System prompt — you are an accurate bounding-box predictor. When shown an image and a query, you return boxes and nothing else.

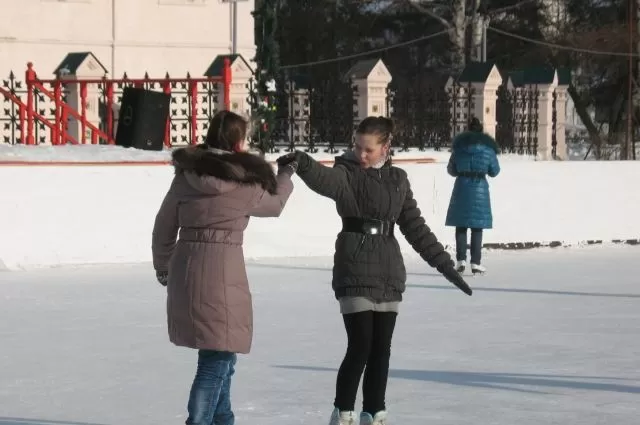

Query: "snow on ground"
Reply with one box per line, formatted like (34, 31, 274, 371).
(0, 144, 535, 163)
(1, 246, 638, 425)
(3, 158, 640, 271)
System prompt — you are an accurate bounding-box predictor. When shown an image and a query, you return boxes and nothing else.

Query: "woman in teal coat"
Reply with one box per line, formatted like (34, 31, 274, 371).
(445, 117, 500, 274)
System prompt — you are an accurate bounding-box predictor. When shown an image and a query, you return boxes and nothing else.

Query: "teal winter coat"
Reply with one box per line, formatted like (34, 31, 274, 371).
(445, 131, 500, 229)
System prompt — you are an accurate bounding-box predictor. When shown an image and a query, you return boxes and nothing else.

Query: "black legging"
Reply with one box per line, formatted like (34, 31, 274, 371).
(334, 311, 397, 414)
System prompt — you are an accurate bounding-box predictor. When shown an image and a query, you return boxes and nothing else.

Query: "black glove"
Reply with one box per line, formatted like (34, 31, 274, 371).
(277, 150, 309, 172)
(438, 264, 473, 296)
(156, 270, 168, 287)
(276, 151, 297, 166)
(276, 153, 298, 176)
(278, 162, 297, 176)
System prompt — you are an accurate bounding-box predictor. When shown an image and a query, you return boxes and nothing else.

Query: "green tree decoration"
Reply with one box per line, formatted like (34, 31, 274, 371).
(250, 0, 281, 153)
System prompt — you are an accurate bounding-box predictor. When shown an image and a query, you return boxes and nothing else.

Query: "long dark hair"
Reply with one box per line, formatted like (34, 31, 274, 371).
(204, 110, 248, 151)
(356, 116, 394, 145)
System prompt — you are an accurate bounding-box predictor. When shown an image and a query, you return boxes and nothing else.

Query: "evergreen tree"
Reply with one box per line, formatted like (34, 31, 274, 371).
(251, 0, 281, 152)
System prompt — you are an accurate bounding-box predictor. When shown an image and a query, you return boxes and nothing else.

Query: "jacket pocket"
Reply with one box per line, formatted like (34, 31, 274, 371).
(352, 234, 366, 261)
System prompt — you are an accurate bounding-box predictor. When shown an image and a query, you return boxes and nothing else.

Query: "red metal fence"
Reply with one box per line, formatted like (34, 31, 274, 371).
(0, 60, 232, 147)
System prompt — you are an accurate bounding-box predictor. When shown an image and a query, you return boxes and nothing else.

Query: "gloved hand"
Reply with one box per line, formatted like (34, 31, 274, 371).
(277, 150, 309, 173)
(276, 153, 298, 176)
(156, 270, 168, 287)
(276, 151, 296, 166)
(438, 264, 472, 296)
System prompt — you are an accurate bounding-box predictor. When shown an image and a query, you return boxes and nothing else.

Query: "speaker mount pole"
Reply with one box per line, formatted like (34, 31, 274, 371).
(232, 0, 237, 54)
(223, 0, 248, 55)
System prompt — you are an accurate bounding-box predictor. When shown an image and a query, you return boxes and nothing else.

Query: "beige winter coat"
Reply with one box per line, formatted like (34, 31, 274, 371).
(152, 145, 293, 353)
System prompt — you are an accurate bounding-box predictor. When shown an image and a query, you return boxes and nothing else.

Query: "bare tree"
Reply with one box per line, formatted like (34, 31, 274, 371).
(469, 0, 484, 62)
(406, 0, 468, 69)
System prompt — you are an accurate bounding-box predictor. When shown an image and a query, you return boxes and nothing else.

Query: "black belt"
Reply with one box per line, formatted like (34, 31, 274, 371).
(459, 171, 486, 178)
(342, 217, 395, 236)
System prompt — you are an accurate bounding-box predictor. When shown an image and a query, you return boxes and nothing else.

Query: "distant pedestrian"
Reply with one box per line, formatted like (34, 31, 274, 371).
(445, 117, 501, 274)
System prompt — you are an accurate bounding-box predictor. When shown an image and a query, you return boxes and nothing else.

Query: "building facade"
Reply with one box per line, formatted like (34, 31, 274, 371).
(0, 0, 256, 79)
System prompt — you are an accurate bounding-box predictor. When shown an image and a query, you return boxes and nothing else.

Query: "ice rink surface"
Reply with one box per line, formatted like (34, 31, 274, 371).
(1, 246, 638, 425)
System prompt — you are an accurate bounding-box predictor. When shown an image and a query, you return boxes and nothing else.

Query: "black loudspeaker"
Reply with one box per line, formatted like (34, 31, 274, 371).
(115, 87, 170, 151)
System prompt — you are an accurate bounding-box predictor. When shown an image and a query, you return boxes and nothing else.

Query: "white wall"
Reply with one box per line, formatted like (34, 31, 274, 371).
(1, 161, 639, 271)
(0, 0, 256, 79)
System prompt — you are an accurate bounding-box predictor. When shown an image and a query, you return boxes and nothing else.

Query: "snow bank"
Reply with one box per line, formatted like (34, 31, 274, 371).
(0, 158, 638, 270)
(0, 144, 535, 164)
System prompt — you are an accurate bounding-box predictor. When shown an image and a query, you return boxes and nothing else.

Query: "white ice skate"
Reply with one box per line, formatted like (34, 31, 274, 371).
(456, 260, 466, 273)
(360, 410, 388, 425)
(471, 263, 486, 275)
(329, 407, 357, 425)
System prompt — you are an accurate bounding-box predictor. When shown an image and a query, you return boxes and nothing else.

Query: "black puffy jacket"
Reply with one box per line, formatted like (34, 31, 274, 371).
(295, 151, 454, 302)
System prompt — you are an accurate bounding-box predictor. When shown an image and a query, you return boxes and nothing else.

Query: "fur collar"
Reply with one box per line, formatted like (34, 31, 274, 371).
(171, 144, 278, 194)
(453, 131, 500, 153)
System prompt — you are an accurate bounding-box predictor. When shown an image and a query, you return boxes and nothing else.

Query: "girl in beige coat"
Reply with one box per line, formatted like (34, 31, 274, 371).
(152, 110, 295, 425)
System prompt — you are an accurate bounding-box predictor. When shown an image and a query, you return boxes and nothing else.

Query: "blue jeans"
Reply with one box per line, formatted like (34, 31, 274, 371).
(186, 350, 237, 425)
(455, 227, 483, 265)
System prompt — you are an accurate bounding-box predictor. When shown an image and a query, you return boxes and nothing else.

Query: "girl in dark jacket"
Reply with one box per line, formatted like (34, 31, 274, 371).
(277, 116, 471, 425)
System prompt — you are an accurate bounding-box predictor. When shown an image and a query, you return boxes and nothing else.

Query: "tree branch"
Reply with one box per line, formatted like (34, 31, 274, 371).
(406, 0, 451, 29)
(567, 84, 605, 159)
(487, 0, 537, 16)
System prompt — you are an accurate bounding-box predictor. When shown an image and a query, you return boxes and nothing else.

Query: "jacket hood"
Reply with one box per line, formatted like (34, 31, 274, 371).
(171, 144, 278, 195)
(452, 131, 500, 153)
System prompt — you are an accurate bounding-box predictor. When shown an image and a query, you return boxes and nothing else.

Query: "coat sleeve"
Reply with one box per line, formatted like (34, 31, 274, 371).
(250, 170, 294, 217)
(152, 176, 180, 272)
(447, 153, 458, 177)
(488, 151, 500, 177)
(296, 154, 349, 200)
(397, 179, 454, 270)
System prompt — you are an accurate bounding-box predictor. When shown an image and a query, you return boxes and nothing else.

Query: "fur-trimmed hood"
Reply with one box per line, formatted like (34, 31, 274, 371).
(452, 131, 500, 153)
(171, 144, 278, 194)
